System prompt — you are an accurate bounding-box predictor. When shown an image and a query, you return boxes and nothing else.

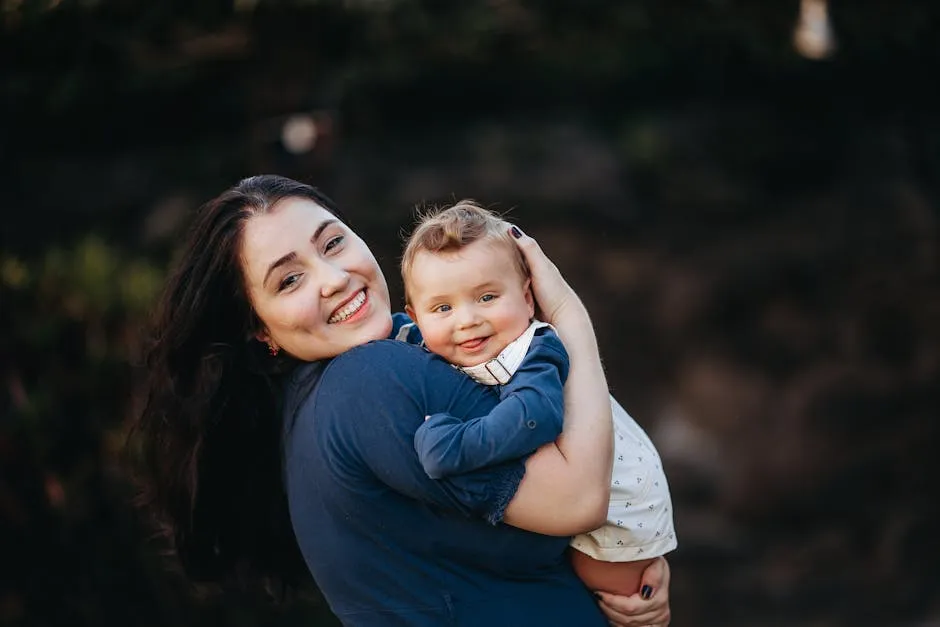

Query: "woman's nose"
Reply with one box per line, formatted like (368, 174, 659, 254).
(320, 262, 350, 298)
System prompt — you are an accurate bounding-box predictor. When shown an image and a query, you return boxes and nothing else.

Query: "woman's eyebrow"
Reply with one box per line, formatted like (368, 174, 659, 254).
(261, 219, 338, 288)
(314, 219, 338, 240)
(262, 252, 297, 289)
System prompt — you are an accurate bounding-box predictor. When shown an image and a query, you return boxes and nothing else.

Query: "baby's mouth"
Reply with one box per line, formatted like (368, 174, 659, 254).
(458, 336, 489, 351)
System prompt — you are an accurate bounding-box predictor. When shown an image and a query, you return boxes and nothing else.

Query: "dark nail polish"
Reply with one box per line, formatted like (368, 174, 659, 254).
(510, 226, 522, 239)
(641, 585, 653, 600)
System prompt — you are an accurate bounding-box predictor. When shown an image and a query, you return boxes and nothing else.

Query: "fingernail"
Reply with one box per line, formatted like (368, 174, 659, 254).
(640, 585, 653, 600)
(510, 225, 522, 239)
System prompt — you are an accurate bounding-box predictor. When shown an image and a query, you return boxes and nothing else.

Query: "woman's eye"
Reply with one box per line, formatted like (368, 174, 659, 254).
(480, 294, 497, 302)
(278, 274, 301, 292)
(324, 235, 345, 253)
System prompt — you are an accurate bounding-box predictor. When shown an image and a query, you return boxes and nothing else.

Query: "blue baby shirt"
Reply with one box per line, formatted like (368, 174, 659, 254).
(414, 327, 569, 479)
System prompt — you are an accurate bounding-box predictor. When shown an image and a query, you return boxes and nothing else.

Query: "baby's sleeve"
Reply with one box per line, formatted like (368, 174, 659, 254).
(414, 332, 568, 479)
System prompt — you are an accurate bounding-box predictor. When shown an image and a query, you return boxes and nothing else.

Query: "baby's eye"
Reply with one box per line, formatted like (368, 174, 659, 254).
(480, 294, 497, 302)
(278, 273, 301, 292)
(324, 235, 345, 253)
(433, 304, 452, 313)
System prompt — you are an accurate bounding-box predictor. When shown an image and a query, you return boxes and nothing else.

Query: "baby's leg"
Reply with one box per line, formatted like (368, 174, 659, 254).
(569, 548, 655, 596)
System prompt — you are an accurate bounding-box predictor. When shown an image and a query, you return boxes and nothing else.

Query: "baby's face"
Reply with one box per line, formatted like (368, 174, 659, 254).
(405, 239, 534, 368)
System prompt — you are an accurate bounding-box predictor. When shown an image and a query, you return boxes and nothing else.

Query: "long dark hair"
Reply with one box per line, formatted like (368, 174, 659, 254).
(127, 175, 345, 596)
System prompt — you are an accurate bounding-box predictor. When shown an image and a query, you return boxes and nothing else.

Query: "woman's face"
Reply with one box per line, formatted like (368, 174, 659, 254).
(241, 197, 392, 362)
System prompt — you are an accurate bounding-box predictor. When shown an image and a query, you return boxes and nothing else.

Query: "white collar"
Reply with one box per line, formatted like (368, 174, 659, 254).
(459, 320, 552, 386)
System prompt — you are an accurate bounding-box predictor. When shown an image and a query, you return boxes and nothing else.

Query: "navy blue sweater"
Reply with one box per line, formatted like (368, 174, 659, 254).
(281, 314, 605, 626)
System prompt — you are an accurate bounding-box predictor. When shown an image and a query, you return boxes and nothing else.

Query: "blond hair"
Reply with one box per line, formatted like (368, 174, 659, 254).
(401, 200, 528, 305)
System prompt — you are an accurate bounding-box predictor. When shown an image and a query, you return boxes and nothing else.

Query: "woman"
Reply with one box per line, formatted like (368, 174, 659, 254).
(129, 175, 672, 626)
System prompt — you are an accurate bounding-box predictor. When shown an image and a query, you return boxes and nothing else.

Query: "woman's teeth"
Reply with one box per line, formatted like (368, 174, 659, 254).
(329, 290, 366, 323)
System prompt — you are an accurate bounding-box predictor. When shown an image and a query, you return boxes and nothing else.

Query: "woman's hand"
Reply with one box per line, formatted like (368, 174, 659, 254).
(507, 224, 578, 325)
(595, 556, 672, 626)
(501, 224, 613, 536)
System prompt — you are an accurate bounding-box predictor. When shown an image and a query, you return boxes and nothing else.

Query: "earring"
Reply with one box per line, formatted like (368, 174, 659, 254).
(268, 343, 280, 357)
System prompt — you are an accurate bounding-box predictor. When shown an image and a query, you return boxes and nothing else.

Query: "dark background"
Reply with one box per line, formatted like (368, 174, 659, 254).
(1, 1, 938, 625)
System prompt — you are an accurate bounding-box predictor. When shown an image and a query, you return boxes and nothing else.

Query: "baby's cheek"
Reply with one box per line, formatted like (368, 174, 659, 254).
(498, 310, 530, 337)
(423, 333, 451, 356)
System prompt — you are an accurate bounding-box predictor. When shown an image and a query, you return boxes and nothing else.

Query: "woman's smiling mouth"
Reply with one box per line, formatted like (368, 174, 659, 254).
(328, 289, 367, 323)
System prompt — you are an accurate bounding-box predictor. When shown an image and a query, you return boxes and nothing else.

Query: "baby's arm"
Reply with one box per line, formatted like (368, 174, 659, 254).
(414, 331, 568, 479)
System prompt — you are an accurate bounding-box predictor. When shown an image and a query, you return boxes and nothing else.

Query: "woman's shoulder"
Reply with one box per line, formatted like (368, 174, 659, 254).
(334, 337, 428, 367)
(284, 342, 434, 441)
(322, 339, 465, 392)
(282, 341, 428, 412)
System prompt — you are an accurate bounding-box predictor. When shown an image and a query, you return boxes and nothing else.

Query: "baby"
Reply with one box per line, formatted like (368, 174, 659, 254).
(400, 200, 678, 596)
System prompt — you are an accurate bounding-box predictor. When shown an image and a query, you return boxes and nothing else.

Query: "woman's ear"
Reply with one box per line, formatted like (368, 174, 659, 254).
(254, 328, 280, 356)
(523, 279, 535, 319)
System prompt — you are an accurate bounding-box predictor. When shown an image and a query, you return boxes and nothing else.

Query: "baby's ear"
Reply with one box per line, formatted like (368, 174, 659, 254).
(523, 279, 535, 319)
(405, 304, 416, 321)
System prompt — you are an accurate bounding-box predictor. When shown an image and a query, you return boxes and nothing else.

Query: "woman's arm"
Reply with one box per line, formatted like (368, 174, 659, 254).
(501, 226, 614, 536)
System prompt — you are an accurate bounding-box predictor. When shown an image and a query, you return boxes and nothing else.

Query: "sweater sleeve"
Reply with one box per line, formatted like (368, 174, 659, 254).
(413, 332, 568, 479)
(294, 339, 527, 524)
